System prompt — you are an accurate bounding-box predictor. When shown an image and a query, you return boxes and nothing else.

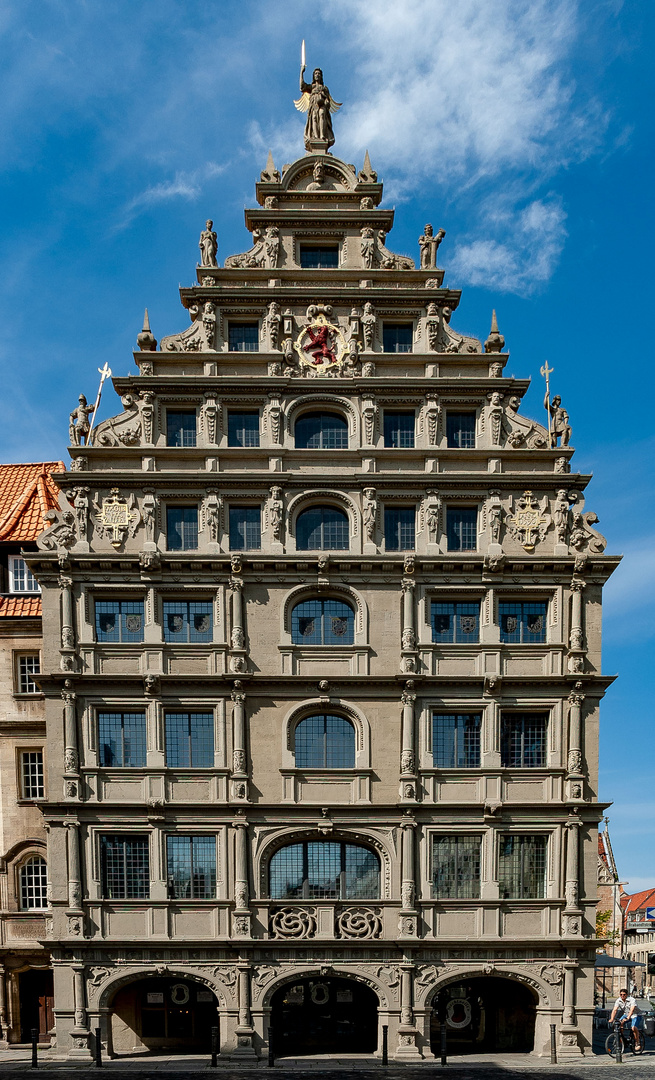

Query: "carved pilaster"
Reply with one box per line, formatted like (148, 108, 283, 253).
(66, 820, 83, 911)
(567, 683, 585, 797)
(229, 576, 247, 674)
(400, 578, 418, 674)
(59, 575, 77, 672)
(567, 577, 586, 673)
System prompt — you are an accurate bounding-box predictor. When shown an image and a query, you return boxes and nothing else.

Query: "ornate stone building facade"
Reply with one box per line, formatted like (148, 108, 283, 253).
(30, 73, 618, 1060)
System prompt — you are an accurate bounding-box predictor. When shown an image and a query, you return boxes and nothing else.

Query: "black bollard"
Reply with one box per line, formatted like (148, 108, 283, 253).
(614, 1020, 622, 1063)
(440, 1023, 447, 1067)
(267, 1026, 274, 1068)
(382, 1024, 388, 1066)
(94, 1026, 102, 1068)
(31, 1027, 38, 1069)
(549, 1024, 557, 1064)
(210, 1026, 219, 1068)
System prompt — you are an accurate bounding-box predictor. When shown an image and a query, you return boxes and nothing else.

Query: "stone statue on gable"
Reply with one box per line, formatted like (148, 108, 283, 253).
(199, 220, 218, 268)
(294, 50, 341, 152)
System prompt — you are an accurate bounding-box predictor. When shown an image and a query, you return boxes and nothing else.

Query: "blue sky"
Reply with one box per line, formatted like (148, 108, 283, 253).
(1, 1, 652, 889)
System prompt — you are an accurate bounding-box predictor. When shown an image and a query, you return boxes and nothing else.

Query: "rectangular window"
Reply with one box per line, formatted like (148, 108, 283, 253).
(163, 600, 213, 643)
(228, 411, 260, 447)
(498, 834, 547, 899)
(95, 599, 144, 643)
(101, 835, 150, 899)
(166, 506, 198, 551)
(499, 601, 547, 643)
(98, 712, 147, 767)
(432, 713, 481, 768)
(299, 245, 339, 269)
(446, 507, 478, 551)
(446, 412, 476, 448)
(9, 557, 40, 593)
(167, 836, 216, 899)
(17, 654, 40, 695)
(431, 601, 480, 644)
(382, 324, 413, 353)
(501, 713, 547, 768)
(166, 411, 197, 447)
(20, 751, 44, 799)
(384, 507, 415, 551)
(432, 835, 481, 899)
(383, 411, 415, 448)
(165, 712, 214, 767)
(229, 506, 261, 551)
(228, 323, 259, 352)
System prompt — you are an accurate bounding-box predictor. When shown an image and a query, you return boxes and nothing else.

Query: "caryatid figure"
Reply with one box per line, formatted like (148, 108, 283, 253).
(69, 395, 95, 446)
(418, 223, 446, 269)
(199, 219, 218, 267)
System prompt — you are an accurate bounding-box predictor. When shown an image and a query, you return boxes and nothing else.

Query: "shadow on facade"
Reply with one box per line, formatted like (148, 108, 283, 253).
(429, 976, 537, 1055)
(271, 975, 378, 1056)
(108, 975, 219, 1056)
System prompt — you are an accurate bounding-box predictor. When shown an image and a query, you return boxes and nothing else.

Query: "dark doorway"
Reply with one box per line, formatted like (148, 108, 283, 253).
(430, 977, 537, 1055)
(19, 969, 54, 1043)
(271, 976, 378, 1056)
(111, 977, 218, 1053)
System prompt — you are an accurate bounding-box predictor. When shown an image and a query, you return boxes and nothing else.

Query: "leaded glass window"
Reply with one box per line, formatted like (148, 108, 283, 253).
(291, 598, 355, 645)
(20, 857, 47, 909)
(228, 323, 258, 351)
(446, 507, 477, 551)
(498, 834, 546, 899)
(166, 411, 197, 447)
(228, 411, 260, 447)
(166, 506, 198, 551)
(384, 411, 415, 447)
(299, 246, 339, 268)
(269, 841, 379, 900)
(296, 507, 349, 550)
(501, 713, 547, 768)
(294, 715, 356, 768)
(101, 836, 150, 899)
(166, 836, 216, 899)
(165, 712, 214, 767)
(384, 507, 415, 551)
(20, 751, 44, 798)
(446, 412, 476, 448)
(432, 713, 481, 767)
(95, 599, 144, 643)
(295, 411, 348, 449)
(431, 601, 480, 643)
(98, 712, 147, 767)
(432, 835, 481, 898)
(163, 600, 212, 643)
(499, 601, 547, 643)
(382, 324, 413, 353)
(229, 506, 261, 551)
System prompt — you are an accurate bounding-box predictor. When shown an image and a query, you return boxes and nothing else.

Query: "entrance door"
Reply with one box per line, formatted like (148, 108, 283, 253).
(430, 977, 537, 1055)
(112, 977, 218, 1052)
(19, 970, 54, 1043)
(271, 976, 378, 1056)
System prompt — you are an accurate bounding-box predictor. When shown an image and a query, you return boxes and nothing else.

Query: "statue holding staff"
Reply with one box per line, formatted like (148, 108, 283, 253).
(294, 40, 341, 152)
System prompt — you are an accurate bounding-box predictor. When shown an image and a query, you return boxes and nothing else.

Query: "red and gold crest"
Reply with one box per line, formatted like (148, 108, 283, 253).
(293, 314, 348, 373)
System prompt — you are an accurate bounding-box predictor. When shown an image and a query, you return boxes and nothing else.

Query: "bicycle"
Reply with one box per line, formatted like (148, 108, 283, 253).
(605, 1019, 646, 1058)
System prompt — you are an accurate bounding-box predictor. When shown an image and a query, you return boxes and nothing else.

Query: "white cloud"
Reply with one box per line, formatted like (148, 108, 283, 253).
(120, 162, 228, 226)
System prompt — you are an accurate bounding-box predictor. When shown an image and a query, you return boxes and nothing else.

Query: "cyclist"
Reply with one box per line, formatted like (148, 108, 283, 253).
(610, 987, 644, 1051)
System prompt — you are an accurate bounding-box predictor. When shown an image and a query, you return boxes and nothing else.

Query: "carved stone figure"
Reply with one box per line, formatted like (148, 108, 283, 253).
(418, 223, 446, 269)
(548, 395, 572, 447)
(485, 492, 503, 545)
(363, 487, 377, 541)
(555, 456, 571, 474)
(554, 489, 571, 544)
(202, 301, 216, 349)
(485, 392, 505, 446)
(294, 64, 341, 152)
(425, 491, 440, 542)
(362, 302, 376, 351)
(360, 227, 375, 269)
(199, 220, 218, 267)
(265, 226, 280, 269)
(69, 395, 95, 446)
(202, 491, 222, 544)
(268, 486, 284, 540)
(38, 507, 77, 553)
(144, 674, 160, 696)
(377, 230, 414, 271)
(70, 487, 90, 541)
(307, 160, 326, 191)
(267, 302, 281, 350)
(569, 510, 607, 554)
(504, 395, 548, 449)
(426, 302, 440, 351)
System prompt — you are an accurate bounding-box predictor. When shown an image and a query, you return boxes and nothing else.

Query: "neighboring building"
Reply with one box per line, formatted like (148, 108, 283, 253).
(0, 463, 63, 1045)
(622, 889, 655, 996)
(596, 821, 626, 1003)
(29, 72, 619, 1061)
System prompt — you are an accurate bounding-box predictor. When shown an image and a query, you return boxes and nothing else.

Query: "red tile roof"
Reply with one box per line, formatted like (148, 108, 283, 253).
(0, 595, 42, 618)
(621, 888, 655, 914)
(0, 463, 64, 543)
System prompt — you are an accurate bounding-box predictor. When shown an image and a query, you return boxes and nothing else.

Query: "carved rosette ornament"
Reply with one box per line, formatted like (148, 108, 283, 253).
(336, 907, 382, 939)
(270, 907, 316, 939)
(293, 314, 348, 375)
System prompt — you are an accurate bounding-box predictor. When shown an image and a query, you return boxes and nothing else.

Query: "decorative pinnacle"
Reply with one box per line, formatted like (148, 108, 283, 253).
(136, 307, 157, 352)
(358, 149, 377, 183)
(484, 309, 505, 354)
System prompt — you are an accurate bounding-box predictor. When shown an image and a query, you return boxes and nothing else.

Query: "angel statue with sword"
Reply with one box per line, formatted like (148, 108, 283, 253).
(294, 41, 342, 152)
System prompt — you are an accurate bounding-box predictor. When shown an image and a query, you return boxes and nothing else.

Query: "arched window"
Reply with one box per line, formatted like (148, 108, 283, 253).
(292, 598, 354, 645)
(296, 506, 349, 550)
(20, 856, 47, 910)
(295, 411, 348, 449)
(294, 714, 356, 768)
(269, 840, 379, 899)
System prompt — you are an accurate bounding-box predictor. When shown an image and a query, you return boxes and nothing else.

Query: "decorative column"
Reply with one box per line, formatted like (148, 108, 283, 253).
(399, 681, 417, 802)
(559, 960, 582, 1056)
(69, 963, 90, 1057)
(229, 573, 247, 674)
(59, 575, 77, 672)
(567, 577, 586, 674)
(231, 684, 248, 803)
(232, 815, 251, 938)
(231, 962, 256, 1058)
(62, 682, 80, 801)
(566, 684, 585, 801)
(395, 961, 421, 1058)
(400, 577, 417, 674)
(399, 812, 418, 939)
(66, 821, 83, 911)
(563, 811, 582, 937)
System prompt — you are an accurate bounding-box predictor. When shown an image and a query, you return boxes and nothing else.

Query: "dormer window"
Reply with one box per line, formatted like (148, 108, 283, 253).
(9, 557, 40, 594)
(299, 245, 339, 269)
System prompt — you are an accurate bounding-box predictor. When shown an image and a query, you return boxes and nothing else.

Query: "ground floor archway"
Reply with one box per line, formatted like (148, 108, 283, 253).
(18, 969, 53, 1043)
(430, 976, 537, 1055)
(271, 975, 378, 1056)
(110, 975, 219, 1054)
